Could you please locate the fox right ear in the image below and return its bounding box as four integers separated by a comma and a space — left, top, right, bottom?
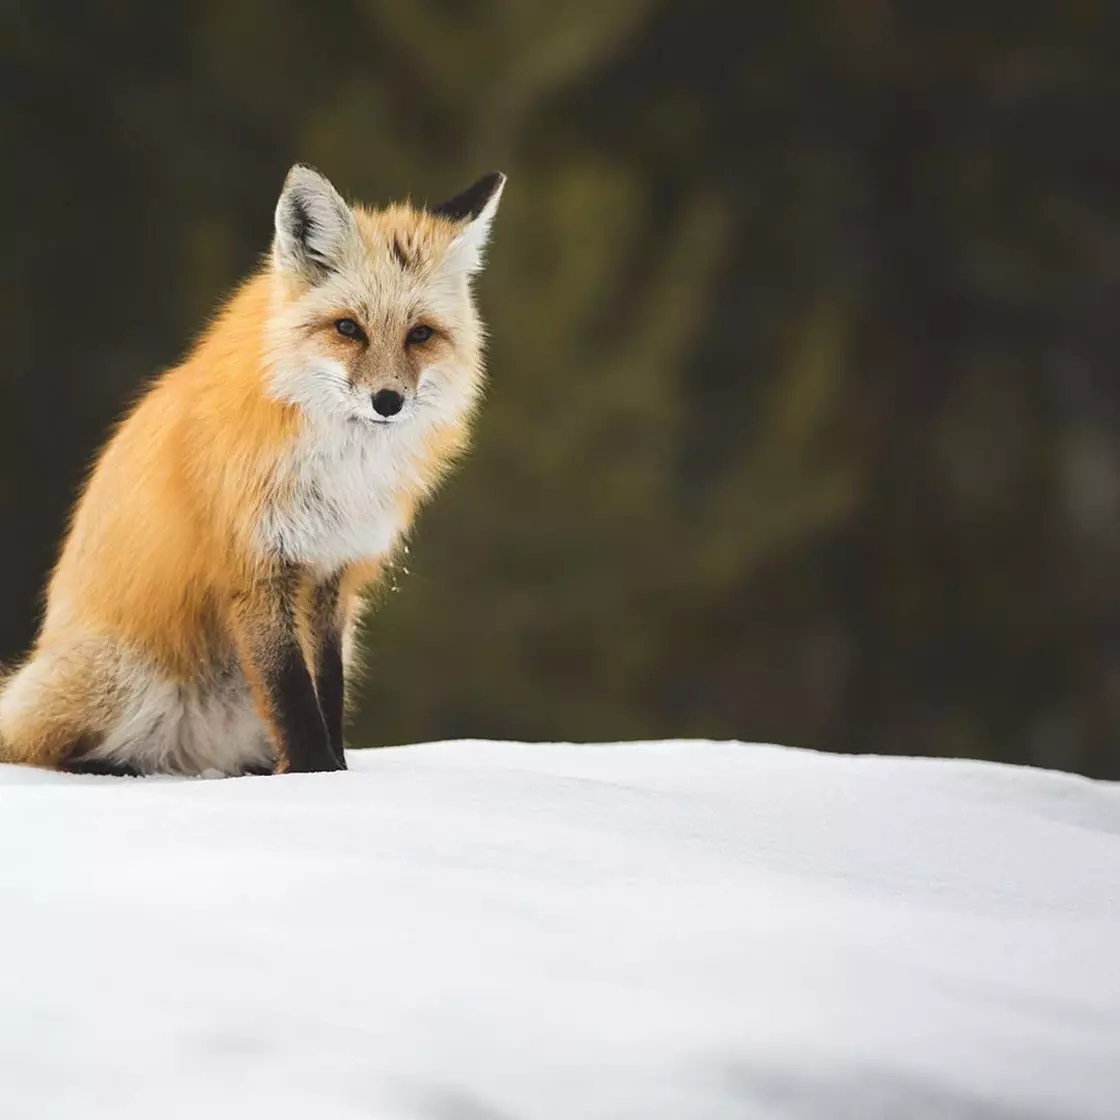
273, 165, 358, 281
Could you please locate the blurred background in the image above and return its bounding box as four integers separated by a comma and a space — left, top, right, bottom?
3, 1, 1118, 778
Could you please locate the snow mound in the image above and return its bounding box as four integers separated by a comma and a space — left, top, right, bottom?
1, 740, 1118, 1119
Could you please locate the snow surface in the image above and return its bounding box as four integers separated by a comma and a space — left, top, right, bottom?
1, 740, 1118, 1119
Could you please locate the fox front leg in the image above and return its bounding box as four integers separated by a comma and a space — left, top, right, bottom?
231, 565, 342, 774
307, 573, 346, 768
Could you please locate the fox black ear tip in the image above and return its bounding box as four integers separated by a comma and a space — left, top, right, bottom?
466, 171, 507, 202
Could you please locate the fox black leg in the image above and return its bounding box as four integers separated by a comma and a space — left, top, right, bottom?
232, 564, 341, 774
62, 756, 143, 778
309, 573, 346, 768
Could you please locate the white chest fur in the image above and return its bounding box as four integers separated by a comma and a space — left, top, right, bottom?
257, 422, 421, 568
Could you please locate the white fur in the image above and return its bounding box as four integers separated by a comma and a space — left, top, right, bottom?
85, 664, 273, 776
256, 420, 412, 569
261, 354, 477, 569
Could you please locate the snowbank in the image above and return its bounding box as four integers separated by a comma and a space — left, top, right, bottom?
1, 741, 1118, 1119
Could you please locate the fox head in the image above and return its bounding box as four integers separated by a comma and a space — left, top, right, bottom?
265, 165, 504, 433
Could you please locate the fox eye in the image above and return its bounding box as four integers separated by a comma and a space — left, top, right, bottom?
406, 324, 434, 346
335, 318, 364, 340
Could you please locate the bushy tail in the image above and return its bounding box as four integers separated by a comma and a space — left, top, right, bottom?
0, 665, 13, 762
0, 658, 62, 767
0, 667, 25, 764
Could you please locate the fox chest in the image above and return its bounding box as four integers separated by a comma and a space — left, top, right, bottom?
258, 434, 412, 568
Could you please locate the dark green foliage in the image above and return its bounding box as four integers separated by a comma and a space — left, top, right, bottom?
3, 1, 1118, 775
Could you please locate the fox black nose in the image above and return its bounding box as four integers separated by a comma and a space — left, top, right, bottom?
372, 389, 404, 418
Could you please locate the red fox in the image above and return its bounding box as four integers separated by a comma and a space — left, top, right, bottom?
0, 166, 505, 775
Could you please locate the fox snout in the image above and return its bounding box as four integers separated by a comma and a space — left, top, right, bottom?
371, 388, 405, 418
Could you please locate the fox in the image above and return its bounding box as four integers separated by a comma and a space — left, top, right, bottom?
0, 165, 505, 776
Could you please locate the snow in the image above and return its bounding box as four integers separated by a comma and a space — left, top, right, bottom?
1, 740, 1118, 1119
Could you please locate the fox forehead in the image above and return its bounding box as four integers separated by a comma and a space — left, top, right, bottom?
291, 204, 466, 327
353, 203, 458, 271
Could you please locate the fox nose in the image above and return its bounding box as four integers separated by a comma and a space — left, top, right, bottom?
372, 389, 404, 418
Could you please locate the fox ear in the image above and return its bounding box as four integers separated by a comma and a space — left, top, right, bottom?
273, 165, 358, 281
431, 172, 506, 274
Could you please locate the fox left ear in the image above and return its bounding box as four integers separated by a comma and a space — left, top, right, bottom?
430, 172, 506, 274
